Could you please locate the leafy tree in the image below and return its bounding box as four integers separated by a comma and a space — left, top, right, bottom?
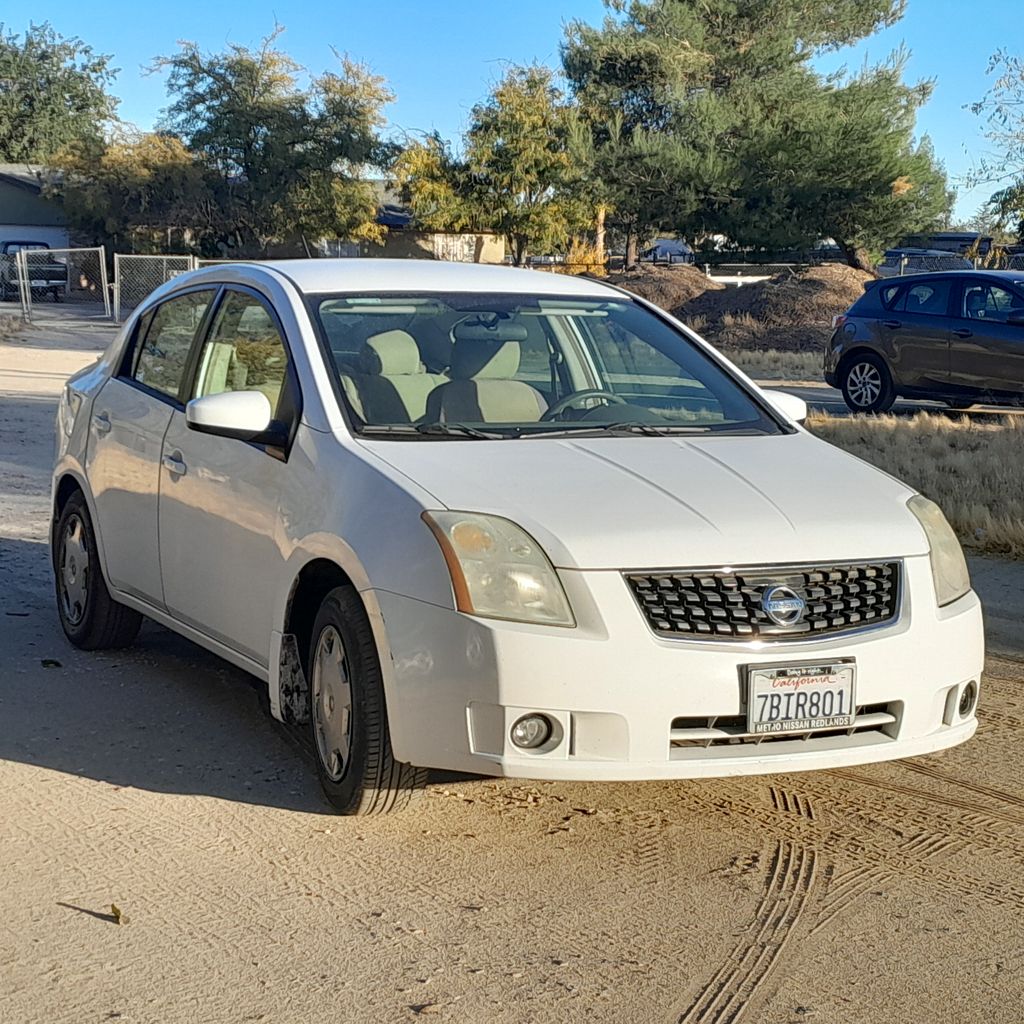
563, 0, 946, 267
394, 66, 583, 265
50, 131, 216, 251
152, 29, 392, 254
0, 22, 118, 163
968, 50, 1024, 240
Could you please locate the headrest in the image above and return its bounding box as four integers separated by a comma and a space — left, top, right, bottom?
450, 339, 522, 380
360, 330, 421, 375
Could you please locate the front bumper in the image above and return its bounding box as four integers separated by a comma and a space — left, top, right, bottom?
376, 554, 984, 780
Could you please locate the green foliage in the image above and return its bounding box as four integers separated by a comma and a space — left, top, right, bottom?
394, 66, 584, 264
152, 28, 391, 254
563, 0, 945, 266
0, 22, 118, 163
49, 131, 215, 250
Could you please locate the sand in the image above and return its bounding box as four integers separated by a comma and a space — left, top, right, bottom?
2, 316, 1022, 1024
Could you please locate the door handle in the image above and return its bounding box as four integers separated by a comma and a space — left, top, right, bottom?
93, 412, 112, 435
162, 452, 187, 476
881, 320, 902, 329
952, 328, 973, 338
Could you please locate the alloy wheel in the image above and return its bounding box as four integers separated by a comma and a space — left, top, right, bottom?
312, 624, 353, 782
846, 361, 882, 408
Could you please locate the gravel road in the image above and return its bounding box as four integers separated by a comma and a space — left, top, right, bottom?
2, 325, 1023, 1024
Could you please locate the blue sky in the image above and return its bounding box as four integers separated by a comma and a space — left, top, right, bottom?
22, 0, 1016, 220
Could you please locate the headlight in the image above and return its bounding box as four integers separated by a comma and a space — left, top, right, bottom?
423, 511, 575, 627
907, 495, 970, 607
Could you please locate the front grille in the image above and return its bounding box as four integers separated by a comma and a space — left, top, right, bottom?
626, 561, 901, 642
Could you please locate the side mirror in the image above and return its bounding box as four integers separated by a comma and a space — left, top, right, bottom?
763, 389, 808, 424
1006, 311, 1024, 328
186, 390, 283, 444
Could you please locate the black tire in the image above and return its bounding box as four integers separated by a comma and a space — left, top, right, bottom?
53, 491, 143, 650
840, 352, 896, 413
307, 585, 426, 815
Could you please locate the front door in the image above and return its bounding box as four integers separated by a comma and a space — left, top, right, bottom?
949, 278, 1024, 397
85, 288, 217, 603
158, 288, 298, 665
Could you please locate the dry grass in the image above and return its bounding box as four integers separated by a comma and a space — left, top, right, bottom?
0, 314, 22, 340
720, 347, 823, 381
807, 411, 1024, 557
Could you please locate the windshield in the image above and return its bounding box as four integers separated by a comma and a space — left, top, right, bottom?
312, 292, 782, 439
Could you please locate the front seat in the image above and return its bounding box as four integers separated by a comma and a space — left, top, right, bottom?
965, 290, 988, 320
340, 330, 447, 423
425, 338, 547, 423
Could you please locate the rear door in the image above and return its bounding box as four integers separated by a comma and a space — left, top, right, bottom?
948, 278, 1024, 396
85, 288, 217, 604
878, 277, 954, 389
158, 287, 300, 665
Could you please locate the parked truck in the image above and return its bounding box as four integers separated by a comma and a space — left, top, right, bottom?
0, 241, 69, 302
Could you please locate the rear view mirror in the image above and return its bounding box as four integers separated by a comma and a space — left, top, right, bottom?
186, 390, 279, 443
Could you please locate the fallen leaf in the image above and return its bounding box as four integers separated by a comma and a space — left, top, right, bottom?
110, 903, 129, 926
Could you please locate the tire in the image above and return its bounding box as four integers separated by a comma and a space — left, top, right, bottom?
54, 491, 143, 650
840, 353, 896, 413
307, 585, 427, 815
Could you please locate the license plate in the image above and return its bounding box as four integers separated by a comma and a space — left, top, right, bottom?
746, 661, 856, 735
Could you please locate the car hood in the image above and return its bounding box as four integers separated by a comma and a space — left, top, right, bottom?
361, 432, 927, 570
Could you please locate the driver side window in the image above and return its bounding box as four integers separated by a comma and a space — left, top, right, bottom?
962, 282, 1020, 323
192, 291, 290, 416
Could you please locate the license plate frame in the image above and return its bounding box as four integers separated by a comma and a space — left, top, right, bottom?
745, 659, 856, 735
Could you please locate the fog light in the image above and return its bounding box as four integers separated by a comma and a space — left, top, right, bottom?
510, 714, 552, 750
959, 681, 978, 718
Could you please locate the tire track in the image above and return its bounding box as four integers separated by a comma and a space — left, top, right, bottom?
676, 840, 817, 1024
897, 759, 1024, 811
686, 783, 1024, 910
768, 786, 815, 820
827, 768, 1024, 829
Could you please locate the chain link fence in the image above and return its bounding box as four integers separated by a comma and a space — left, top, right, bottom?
113, 254, 198, 322
6, 247, 111, 322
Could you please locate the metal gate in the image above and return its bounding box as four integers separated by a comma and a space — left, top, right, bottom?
113, 254, 197, 322
7, 246, 111, 323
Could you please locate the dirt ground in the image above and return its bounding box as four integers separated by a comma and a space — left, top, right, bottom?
2, 320, 1024, 1024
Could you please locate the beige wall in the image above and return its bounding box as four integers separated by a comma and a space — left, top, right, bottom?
360, 231, 505, 264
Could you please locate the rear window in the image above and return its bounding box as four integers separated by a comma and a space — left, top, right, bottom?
849, 282, 902, 315
894, 280, 952, 317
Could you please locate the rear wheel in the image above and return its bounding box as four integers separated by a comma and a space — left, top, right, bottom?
308, 585, 426, 815
840, 353, 896, 413
54, 491, 142, 650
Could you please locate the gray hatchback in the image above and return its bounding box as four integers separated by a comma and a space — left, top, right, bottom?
825, 270, 1024, 413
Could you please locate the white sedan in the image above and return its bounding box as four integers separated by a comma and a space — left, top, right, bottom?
52, 260, 983, 814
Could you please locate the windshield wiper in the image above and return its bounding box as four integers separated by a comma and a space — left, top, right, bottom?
358, 422, 506, 440
517, 421, 716, 438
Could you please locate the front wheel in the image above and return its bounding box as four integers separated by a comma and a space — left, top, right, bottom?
54, 492, 142, 650
840, 353, 896, 413
308, 586, 426, 815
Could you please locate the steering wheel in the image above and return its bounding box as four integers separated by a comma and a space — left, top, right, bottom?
541, 389, 628, 421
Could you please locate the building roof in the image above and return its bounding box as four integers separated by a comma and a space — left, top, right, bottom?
189, 257, 619, 297
0, 163, 48, 191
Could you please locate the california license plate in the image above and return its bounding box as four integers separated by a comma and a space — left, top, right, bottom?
746, 661, 856, 735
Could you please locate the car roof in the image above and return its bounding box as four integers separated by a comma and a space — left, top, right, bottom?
876, 269, 1024, 284
202, 258, 624, 298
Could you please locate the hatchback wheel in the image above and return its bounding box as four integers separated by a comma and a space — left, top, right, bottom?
54, 491, 142, 650
840, 353, 896, 413
308, 586, 427, 815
